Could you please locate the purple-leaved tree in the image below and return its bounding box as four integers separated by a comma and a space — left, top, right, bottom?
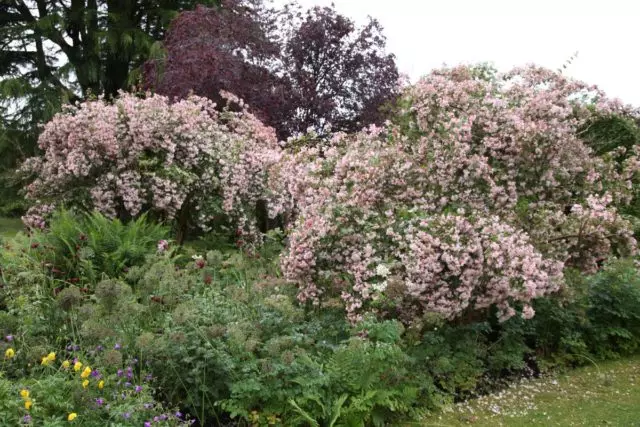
143, 1, 399, 139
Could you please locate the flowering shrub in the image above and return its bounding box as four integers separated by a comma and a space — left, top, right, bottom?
3, 209, 640, 423
276, 64, 640, 323
21, 91, 283, 244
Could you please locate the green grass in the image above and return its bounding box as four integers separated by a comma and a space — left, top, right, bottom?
420, 357, 640, 426
0, 216, 23, 239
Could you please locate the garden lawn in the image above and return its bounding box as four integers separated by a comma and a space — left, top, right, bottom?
0, 217, 22, 239
421, 357, 640, 426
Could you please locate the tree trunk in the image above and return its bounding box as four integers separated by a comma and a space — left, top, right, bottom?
104, 0, 137, 97
175, 200, 192, 246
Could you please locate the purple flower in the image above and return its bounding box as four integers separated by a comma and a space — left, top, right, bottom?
91, 369, 101, 378
124, 382, 132, 388
117, 369, 124, 377
135, 385, 143, 393
5, 335, 13, 342
126, 367, 133, 380
145, 423, 152, 427
159, 414, 168, 421
114, 343, 121, 350
144, 403, 153, 409
144, 374, 153, 382
175, 411, 183, 419
122, 412, 131, 419
153, 416, 160, 422
95, 345, 104, 352
95, 398, 105, 406
22, 414, 31, 424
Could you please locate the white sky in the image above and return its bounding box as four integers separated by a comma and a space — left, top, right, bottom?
279, 0, 640, 106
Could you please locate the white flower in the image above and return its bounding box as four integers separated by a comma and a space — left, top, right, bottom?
375, 264, 390, 277
192, 254, 203, 260
371, 281, 387, 293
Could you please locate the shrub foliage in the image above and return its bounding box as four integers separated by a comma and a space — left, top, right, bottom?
276, 64, 639, 323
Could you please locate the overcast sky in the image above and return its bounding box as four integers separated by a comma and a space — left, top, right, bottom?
278, 0, 640, 106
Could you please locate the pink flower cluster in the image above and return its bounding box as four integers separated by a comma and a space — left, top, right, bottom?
276, 64, 639, 323
21, 92, 283, 242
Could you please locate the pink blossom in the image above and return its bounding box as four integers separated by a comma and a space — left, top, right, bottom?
22, 91, 283, 245
275, 64, 638, 324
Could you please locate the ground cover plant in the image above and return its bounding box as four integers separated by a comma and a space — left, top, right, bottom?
3, 56, 640, 427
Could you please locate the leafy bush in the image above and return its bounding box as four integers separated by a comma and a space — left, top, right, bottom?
584, 259, 640, 358
20, 91, 283, 244
486, 260, 640, 369
73, 249, 432, 425
1, 209, 168, 286
275, 64, 639, 324
45, 209, 168, 280
4, 208, 640, 425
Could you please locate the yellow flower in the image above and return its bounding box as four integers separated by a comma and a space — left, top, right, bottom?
41, 356, 49, 366
98, 380, 104, 389
46, 351, 56, 362
4, 348, 15, 359
249, 410, 260, 422
82, 379, 89, 389
68, 412, 77, 421
73, 361, 82, 372
80, 366, 92, 379
24, 400, 32, 410
20, 389, 29, 399
62, 360, 70, 369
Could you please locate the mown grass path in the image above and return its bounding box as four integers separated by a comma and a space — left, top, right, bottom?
421, 357, 640, 426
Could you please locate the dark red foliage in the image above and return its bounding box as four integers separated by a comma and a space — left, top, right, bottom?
281, 5, 399, 137
143, 1, 399, 139
143, 1, 293, 137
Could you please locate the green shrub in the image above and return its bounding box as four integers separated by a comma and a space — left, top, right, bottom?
4, 205, 640, 426
123, 252, 434, 426
585, 259, 640, 358
40, 209, 169, 281
0, 209, 168, 290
